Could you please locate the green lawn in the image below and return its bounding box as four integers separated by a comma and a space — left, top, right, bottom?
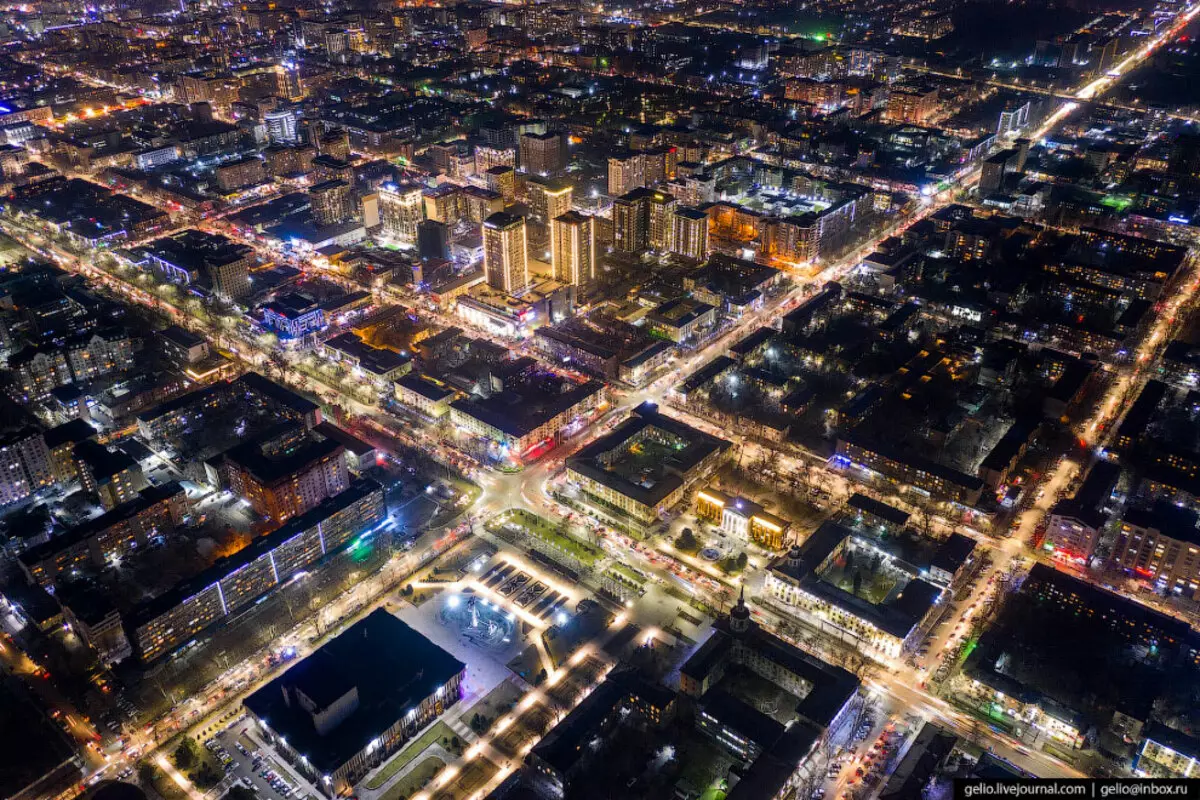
363, 721, 458, 789
380, 756, 445, 800
506, 644, 543, 682
677, 736, 733, 794
410, 586, 443, 607
607, 562, 646, 585
489, 509, 603, 566
699, 787, 727, 800
466, 680, 523, 731
140, 762, 189, 800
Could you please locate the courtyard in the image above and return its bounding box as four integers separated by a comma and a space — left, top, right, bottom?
816, 539, 911, 606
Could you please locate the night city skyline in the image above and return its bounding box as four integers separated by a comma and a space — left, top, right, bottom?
0, 0, 1199, 799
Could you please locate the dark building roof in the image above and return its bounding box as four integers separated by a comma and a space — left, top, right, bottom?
158, 325, 205, 349
49, 385, 85, 404
620, 340, 672, 370
1049, 460, 1120, 531
313, 422, 375, 458
1164, 339, 1200, 372
243, 609, 464, 775
681, 610, 859, 728
690, 253, 781, 297
3, 580, 61, 626
727, 722, 823, 800
930, 533, 977, 577
839, 432, 984, 495
534, 327, 618, 361
879, 722, 957, 800
236, 371, 320, 417
566, 402, 730, 508
730, 327, 775, 358
139, 229, 252, 272
1143, 722, 1200, 760
675, 206, 709, 222
1116, 379, 1168, 444
483, 210, 524, 229
677, 356, 735, 395
73, 439, 137, 480
979, 419, 1039, 472
127, 479, 381, 630
43, 418, 97, 450
649, 297, 715, 329
1027, 562, 1194, 641
395, 373, 456, 403
450, 375, 604, 441
261, 292, 320, 319
319, 290, 370, 313
681, 602, 857, 800
136, 383, 225, 424
224, 436, 343, 485
617, 186, 662, 203
530, 670, 673, 778
769, 520, 943, 639
962, 563, 1200, 734
698, 687, 784, 748
324, 333, 412, 376
973, 753, 1033, 780
56, 584, 118, 628
19, 482, 184, 569
1123, 500, 1200, 547
847, 493, 910, 527
781, 282, 842, 332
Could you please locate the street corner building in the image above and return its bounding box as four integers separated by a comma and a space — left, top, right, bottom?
243, 608, 466, 797
564, 401, 732, 525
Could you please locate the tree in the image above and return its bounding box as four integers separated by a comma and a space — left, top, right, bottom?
226, 786, 258, 800
791, 461, 812, 495
675, 528, 699, 552
762, 450, 783, 487
191, 762, 220, 789
735, 551, 748, 569
915, 495, 937, 540
0, 504, 51, 543
841, 650, 878, 682
256, 331, 279, 352
173, 737, 198, 769
137, 762, 159, 787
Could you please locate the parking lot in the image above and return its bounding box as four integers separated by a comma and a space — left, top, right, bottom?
822, 710, 920, 800
211, 721, 321, 800
96, 692, 139, 738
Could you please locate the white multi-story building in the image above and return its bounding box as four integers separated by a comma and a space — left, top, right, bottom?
0, 428, 53, 506
379, 182, 425, 245
265, 109, 299, 143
